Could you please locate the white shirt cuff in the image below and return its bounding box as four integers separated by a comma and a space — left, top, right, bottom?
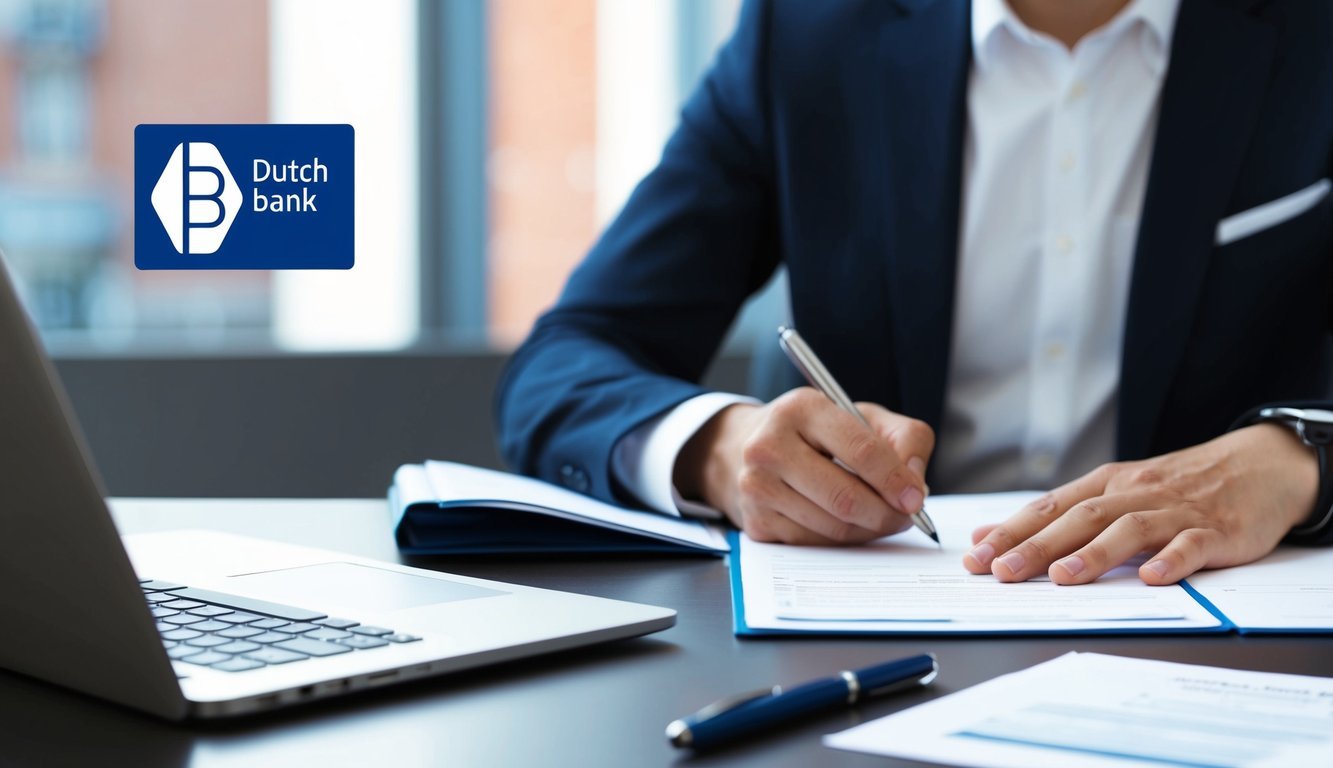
611, 392, 760, 519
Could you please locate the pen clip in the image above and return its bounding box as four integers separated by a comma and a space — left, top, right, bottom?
858, 656, 940, 701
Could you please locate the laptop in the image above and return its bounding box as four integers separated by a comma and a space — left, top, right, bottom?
0, 255, 676, 719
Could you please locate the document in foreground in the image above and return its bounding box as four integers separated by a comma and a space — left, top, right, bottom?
825, 652, 1333, 768
734, 492, 1223, 634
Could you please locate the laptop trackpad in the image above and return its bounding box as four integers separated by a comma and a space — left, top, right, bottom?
226, 562, 506, 614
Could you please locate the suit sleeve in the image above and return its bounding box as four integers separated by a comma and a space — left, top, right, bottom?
494, 0, 781, 505
1308, 141, 1333, 546
1290, 114, 1333, 546
1229, 136, 1333, 546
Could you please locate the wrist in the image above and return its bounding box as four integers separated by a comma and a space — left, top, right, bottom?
1231, 405, 1333, 543
1247, 423, 1320, 531
674, 404, 759, 515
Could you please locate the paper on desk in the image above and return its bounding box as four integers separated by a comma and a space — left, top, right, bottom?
738, 492, 1222, 633
824, 652, 1333, 768
393, 461, 730, 552
1183, 545, 1333, 632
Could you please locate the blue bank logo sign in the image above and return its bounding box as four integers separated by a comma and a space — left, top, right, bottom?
135, 124, 353, 270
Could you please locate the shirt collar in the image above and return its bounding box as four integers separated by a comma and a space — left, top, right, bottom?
972, 0, 1180, 76
1132, 0, 1180, 76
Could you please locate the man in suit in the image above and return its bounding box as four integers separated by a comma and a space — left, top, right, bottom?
496, 0, 1333, 584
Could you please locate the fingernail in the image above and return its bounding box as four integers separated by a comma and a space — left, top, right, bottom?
1142, 560, 1169, 580
898, 486, 924, 514
908, 457, 926, 477
967, 542, 995, 567
1056, 555, 1085, 577
994, 551, 1025, 577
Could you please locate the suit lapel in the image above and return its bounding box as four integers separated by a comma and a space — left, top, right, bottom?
1116, 0, 1276, 459
876, 0, 971, 430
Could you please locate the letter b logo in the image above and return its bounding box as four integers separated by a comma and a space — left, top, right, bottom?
150, 142, 242, 254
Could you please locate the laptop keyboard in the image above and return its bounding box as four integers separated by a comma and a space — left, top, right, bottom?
141, 579, 420, 673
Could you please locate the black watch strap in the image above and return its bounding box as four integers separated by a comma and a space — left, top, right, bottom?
1232, 404, 1333, 546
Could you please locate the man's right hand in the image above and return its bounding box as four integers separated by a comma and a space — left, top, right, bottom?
673, 388, 934, 545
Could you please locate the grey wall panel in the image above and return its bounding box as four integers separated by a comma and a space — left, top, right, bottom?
52, 353, 751, 498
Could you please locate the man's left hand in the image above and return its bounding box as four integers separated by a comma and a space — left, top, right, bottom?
961, 424, 1319, 585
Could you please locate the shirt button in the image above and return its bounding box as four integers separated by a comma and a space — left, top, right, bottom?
1058, 152, 1076, 172
1044, 342, 1065, 361
1055, 235, 1074, 254
1069, 80, 1087, 100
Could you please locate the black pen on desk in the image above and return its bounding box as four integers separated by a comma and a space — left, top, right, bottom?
666, 653, 938, 751
777, 325, 941, 545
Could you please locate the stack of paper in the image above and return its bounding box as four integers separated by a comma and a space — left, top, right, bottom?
825, 653, 1333, 767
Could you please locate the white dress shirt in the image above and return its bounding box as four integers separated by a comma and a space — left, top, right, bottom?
614, 0, 1181, 513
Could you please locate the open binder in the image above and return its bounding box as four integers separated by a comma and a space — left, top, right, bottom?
729, 492, 1333, 637
389, 461, 730, 555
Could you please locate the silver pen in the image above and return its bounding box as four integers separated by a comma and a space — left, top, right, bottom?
777, 325, 940, 545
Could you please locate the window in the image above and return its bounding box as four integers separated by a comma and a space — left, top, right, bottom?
481, 0, 745, 347
0, 0, 750, 353
0, 0, 274, 348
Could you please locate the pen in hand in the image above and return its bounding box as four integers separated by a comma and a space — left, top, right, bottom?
666, 653, 939, 751
777, 325, 941, 545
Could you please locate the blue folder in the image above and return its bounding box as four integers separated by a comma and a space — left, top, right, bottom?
727, 531, 1332, 637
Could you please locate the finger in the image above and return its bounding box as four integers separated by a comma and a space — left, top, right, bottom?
860, 404, 936, 478
1138, 528, 1229, 586
736, 466, 885, 543
971, 524, 999, 545
1048, 505, 1188, 585
962, 467, 1114, 575
795, 397, 925, 518
780, 440, 910, 534
740, 504, 841, 546
990, 492, 1167, 583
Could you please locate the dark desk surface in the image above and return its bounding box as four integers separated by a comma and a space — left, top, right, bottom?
3, 499, 1329, 768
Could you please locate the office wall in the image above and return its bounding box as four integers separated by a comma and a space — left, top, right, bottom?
53, 353, 751, 498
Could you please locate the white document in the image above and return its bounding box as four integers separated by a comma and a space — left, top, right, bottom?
391, 461, 730, 552
1184, 546, 1333, 632
738, 492, 1223, 633
825, 652, 1333, 768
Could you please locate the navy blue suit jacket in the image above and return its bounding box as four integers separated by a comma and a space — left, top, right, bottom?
496, 0, 1333, 509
